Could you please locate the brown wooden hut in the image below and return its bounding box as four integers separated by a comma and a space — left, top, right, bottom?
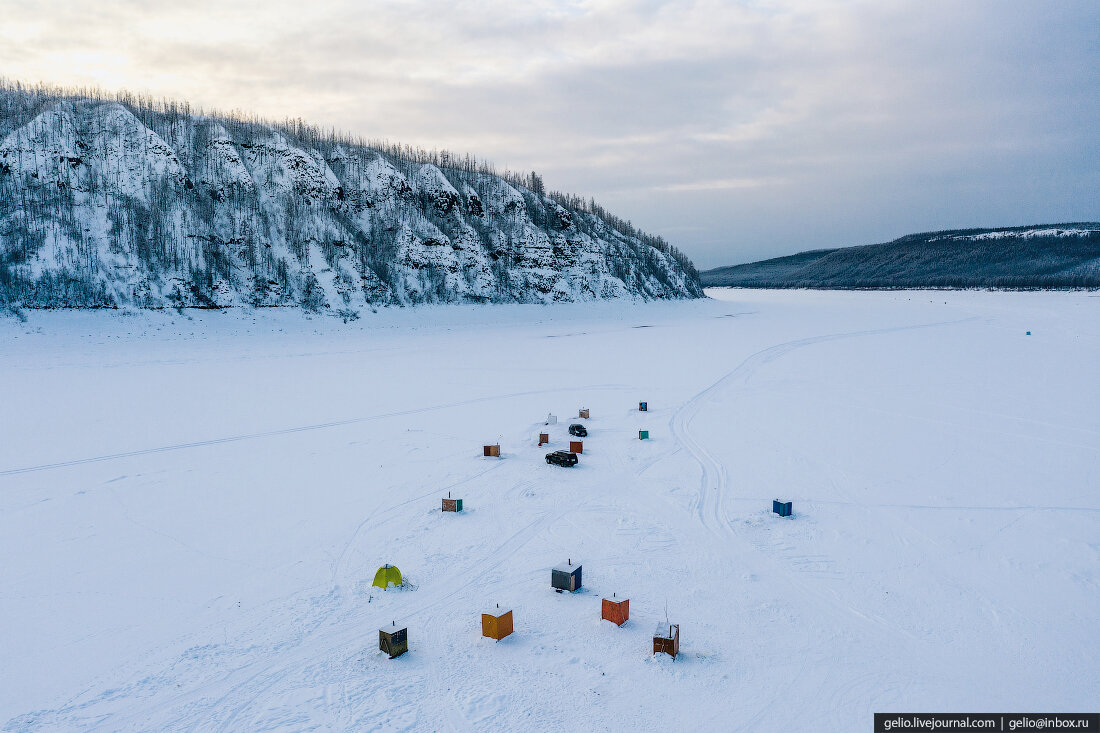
601, 596, 629, 626
483, 444, 500, 457
481, 608, 513, 641
379, 622, 408, 658
653, 623, 679, 659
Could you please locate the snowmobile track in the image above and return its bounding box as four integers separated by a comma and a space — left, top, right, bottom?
0, 385, 626, 478
669, 317, 977, 537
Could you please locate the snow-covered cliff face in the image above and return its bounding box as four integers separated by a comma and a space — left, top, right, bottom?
0, 95, 702, 309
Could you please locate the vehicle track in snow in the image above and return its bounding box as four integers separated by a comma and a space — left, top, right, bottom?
61, 503, 564, 731
666, 318, 978, 667
329, 460, 508, 586
14, 311, 1010, 729
0, 385, 628, 478
669, 318, 977, 538
206, 505, 573, 732
145, 467, 575, 731
13, 402, 594, 729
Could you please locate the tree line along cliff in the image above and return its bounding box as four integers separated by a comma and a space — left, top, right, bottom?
0, 82, 702, 310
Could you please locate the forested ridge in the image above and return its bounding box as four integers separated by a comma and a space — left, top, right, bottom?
702, 225, 1100, 290
0, 81, 701, 311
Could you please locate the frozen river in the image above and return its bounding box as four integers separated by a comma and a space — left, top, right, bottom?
2, 289, 1097, 730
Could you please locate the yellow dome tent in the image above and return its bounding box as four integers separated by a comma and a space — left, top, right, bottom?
372, 564, 403, 590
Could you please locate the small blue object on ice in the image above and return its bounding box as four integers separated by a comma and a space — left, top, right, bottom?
1026, 331, 1031, 335
772, 500, 792, 517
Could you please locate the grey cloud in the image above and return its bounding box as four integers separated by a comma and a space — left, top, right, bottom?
2, 0, 1096, 268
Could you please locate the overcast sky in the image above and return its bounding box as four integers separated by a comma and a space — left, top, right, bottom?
2, 0, 1097, 268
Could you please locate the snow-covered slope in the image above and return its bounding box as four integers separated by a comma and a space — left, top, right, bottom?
0, 89, 701, 309
701, 224, 1100, 289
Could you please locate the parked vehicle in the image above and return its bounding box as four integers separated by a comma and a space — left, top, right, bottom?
568, 423, 588, 437
546, 450, 579, 467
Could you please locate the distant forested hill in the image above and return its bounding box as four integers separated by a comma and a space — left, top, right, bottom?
702, 225, 1100, 290
0, 82, 701, 310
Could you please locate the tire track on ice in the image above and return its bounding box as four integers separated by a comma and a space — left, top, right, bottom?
0, 385, 627, 478
29, 479, 564, 730
424, 622, 475, 733
667, 318, 975, 657
210, 507, 568, 732
669, 317, 976, 537
104, 501, 570, 732
208, 426, 581, 727
329, 460, 507, 586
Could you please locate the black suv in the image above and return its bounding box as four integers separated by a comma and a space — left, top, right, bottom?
568, 423, 588, 437
546, 450, 579, 467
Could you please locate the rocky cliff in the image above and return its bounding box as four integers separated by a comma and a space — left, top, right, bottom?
0, 86, 701, 310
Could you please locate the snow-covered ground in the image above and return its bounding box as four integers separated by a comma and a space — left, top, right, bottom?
1, 289, 1097, 731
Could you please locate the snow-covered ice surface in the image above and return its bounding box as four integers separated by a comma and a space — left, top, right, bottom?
1, 289, 1097, 731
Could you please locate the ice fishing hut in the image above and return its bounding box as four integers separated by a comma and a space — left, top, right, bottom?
379, 621, 408, 658
546, 414, 558, 425
601, 595, 629, 626
442, 492, 463, 512
639, 401, 648, 412
772, 500, 793, 517
482, 606, 514, 641
483, 444, 501, 457
569, 440, 583, 454
538, 432, 550, 446
579, 408, 590, 419
552, 559, 582, 593
638, 430, 649, 440
653, 623, 680, 659
372, 564, 404, 590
